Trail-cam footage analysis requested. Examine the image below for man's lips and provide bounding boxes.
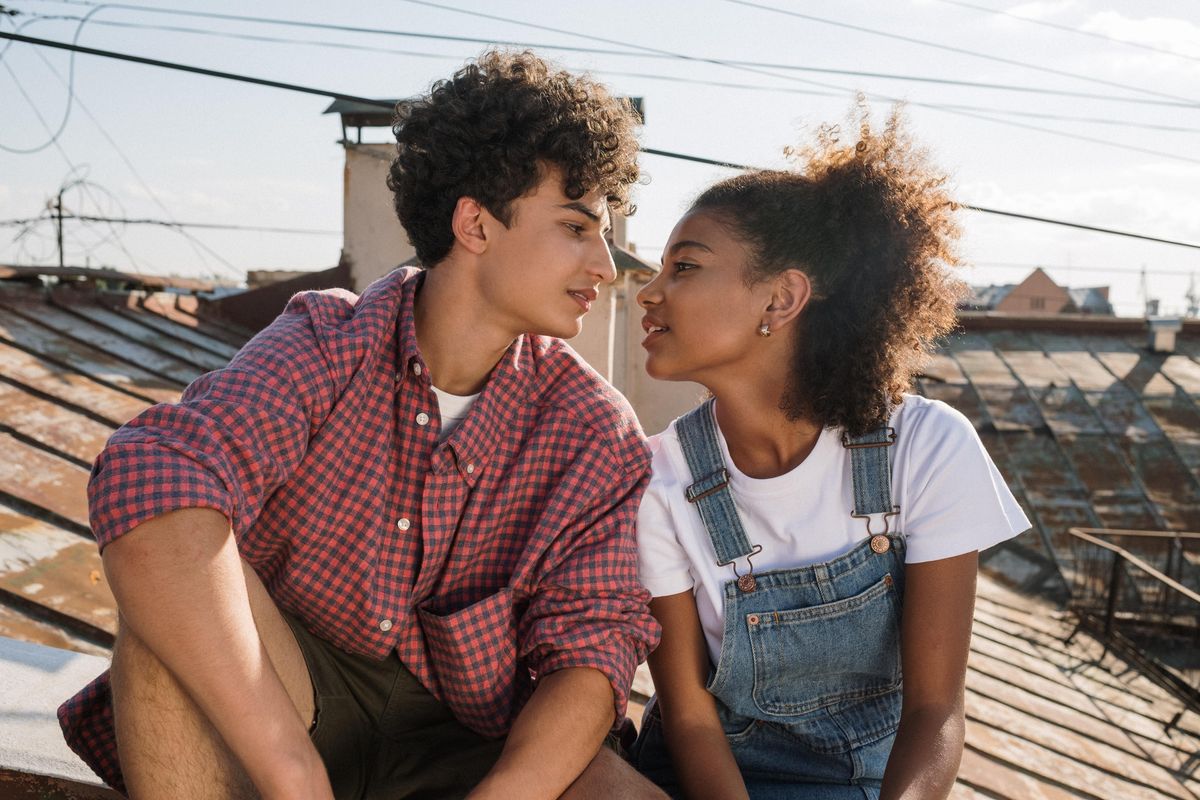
[568,288,598,311]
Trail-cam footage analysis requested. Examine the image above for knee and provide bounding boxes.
[110,622,171,696]
[561,748,669,800]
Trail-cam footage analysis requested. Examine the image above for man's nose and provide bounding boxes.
[593,239,618,285]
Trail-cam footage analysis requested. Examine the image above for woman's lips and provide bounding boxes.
[641,316,669,346]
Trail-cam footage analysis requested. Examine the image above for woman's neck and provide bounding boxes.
[710,385,823,480]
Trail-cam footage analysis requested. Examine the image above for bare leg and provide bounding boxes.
[559,748,669,800]
[111,561,315,800]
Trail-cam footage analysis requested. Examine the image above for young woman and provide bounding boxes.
[629,111,1029,799]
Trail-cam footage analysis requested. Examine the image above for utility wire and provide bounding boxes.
[379,3,1200,164]
[16,4,1199,109]
[6,24,1198,253]
[22,29,233,277]
[0,10,96,153]
[0,31,394,108]
[8,16,1200,166]
[21,13,1199,135]
[0,214,342,235]
[931,0,1200,65]
[723,0,1199,105]
[638,148,1200,252]
[1,56,146,269]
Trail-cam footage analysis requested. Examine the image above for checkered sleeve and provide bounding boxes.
[87,296,343,549]
[519,463,662,727]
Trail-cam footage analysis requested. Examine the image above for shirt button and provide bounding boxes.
[465,463,475,474]
[416,412,430,426]
[413,363,423,376]
[397,518,411,531]
[379,619,393,632]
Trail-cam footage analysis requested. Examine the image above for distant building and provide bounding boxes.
[963,267,1114,315]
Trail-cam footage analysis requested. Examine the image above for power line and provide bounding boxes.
[20,29,236,278]
[380,2,1200,165]
[723,0,1199,105]
[6,22,1198,254]
[1,54,147,270]
[638,148,1200,252]
[18,4,1199,110]
[0,30,394,108]
[8,20,1200,168]
[931,0,1200,65]
[20,13,1199,136]
[0,10,96,153]
[0,214,342,235]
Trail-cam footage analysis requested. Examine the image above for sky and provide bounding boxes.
[1,0,1198,316]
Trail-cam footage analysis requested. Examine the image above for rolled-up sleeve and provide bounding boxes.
[519,462,661,725]
[87,296,340,550]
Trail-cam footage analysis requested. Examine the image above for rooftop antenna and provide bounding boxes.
[1140,265,1160,317]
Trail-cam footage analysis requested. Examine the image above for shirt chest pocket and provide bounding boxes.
[417,587,524,739]
[747,574,902,720]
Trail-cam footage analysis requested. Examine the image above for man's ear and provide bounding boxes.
[450,196,488,256]
[763,268,813,331]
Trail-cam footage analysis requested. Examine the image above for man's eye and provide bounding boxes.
[565,223,584,235]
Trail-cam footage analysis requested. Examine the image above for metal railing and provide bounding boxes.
[1064,528,1200,732]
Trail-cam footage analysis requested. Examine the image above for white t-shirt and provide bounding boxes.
[636,394,1030,665]
[432,385,479,443]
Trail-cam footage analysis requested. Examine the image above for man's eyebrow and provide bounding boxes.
[558,201,602,223]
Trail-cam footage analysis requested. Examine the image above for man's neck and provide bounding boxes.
[413,261,514,396]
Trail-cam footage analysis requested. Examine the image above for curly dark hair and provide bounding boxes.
[692,105,965,436]
[387,50,642,266]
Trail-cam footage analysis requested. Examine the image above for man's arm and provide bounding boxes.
[880,551,978,800]
[467,667,611,800]
[105,508,332,800]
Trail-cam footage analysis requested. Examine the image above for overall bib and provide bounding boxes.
[631,400,906,800]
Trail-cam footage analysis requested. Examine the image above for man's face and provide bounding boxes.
[475,165,617,340]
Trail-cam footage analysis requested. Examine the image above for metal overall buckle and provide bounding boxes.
[851,506,901,554]
[718,545,763,593]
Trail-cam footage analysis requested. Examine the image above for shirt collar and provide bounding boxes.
[393,267,537,486]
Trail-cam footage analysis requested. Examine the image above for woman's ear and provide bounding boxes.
[764,268,813,330]
[450,196,488,256]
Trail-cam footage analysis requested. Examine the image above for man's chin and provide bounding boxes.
[537,319,585,340]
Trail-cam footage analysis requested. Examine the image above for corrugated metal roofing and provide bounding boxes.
[0,279,1197,797]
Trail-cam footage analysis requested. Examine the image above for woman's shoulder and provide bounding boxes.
[891,394,978,444]
[646,422,687,488]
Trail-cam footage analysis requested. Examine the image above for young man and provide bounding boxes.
[59,51,665,800]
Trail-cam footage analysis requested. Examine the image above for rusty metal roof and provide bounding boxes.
[1,283,1198,796]
[925,319,1200,597]
[0,280,242,662]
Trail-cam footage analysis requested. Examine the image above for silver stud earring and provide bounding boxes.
[758,323,771,337]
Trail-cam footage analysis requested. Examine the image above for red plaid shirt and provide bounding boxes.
[58,267,659,792]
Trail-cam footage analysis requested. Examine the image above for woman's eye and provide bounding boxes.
[674,261,698,273]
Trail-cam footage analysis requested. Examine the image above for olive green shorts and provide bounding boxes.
[284,614,505,800]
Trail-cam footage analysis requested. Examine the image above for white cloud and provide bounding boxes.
[1004,1,1080,22]
[1081,11,1200,58]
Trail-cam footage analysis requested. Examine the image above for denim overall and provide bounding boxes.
[632,400,905,800]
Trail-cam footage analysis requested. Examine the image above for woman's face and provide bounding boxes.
[637,209,776,385]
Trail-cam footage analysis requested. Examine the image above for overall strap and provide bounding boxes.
[844,426,900,536]
[675,399,759,565]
